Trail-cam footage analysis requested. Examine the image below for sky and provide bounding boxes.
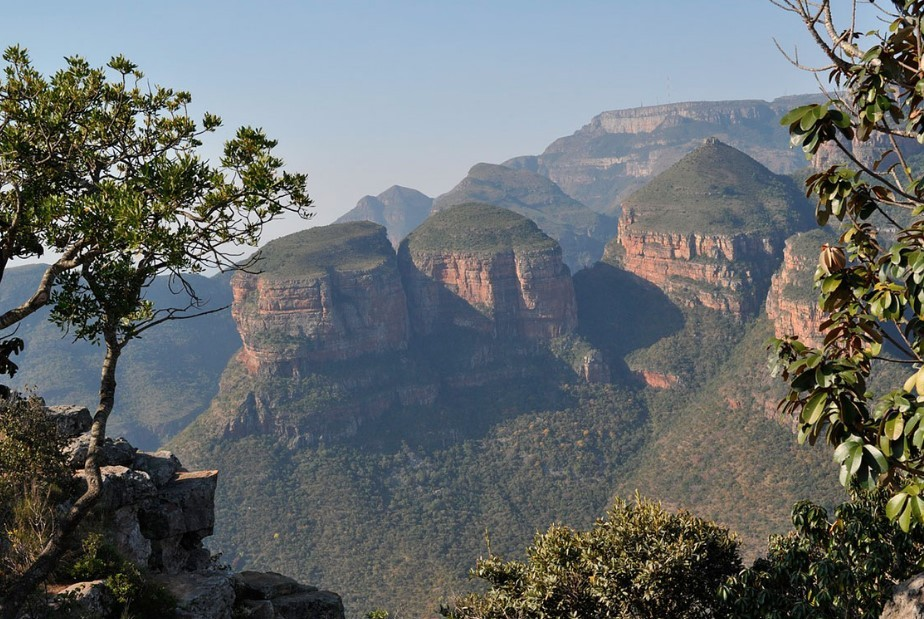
[0,1,836,243]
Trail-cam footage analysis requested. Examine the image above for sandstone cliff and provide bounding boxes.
[765,229,832,346]
[431,163,617,269]
[233,221,410,377]
[607,139,813,317]
[335,185,433,246]
[399,203,577,340]
[504,95,824,212]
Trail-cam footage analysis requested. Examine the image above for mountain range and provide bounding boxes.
[8,96,856,617]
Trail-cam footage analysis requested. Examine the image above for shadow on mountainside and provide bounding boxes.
[574,262,684,380]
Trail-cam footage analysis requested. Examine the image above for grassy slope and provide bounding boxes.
[622,140,812,235]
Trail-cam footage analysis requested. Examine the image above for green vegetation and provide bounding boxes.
[403,203,558,255]
[622,140,812,235]
[779,227,837,303]
[771,0,924,532]
[722,490,924,618]
[440,496,741,619]
[251,221,394,280]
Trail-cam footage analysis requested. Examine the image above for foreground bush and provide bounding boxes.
[440,495,741,619]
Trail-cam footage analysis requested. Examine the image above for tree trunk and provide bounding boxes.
[0,330,121,619]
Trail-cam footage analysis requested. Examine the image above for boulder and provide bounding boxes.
[232,571,312,600]
[882,573,924,618]
[270,589,345,619]
[53,580,113,617]
[155,571,235,619]
[45,405,92,438]
[133,450,183,487]
[66,435,137,469]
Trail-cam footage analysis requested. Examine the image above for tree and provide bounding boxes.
[439,496,741,619]
[767,0,924,531]
[0,47,311,617]
[721,490,924,618]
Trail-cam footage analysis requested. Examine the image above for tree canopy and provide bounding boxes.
[0,46,311,617]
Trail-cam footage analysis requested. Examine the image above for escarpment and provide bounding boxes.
[765,229,832,346]
[399,203,577,340]
[606,139,813,317]
[504,96,823,212]
[233,221,410,377]
[184,210,582,448]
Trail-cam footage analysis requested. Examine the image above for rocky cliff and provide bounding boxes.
[431,163,617,269]
[233,221,410,377]
[607,139,813,317]
[504,95,824,213]
[399,203,577,340]
[43,405,344,619]
[335,185,433,246]
[765,229,832,346]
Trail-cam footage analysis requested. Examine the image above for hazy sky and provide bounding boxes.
[2,1,833,241]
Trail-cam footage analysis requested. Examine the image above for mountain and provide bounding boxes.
[431,163,617,269]
[504,95,824,213]
[0,265,239,449]
[605,139,814,317]
[335,185,433,246]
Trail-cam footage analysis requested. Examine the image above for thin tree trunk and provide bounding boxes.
[0,330,121,619]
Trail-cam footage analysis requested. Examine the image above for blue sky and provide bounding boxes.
[1,1,831,241]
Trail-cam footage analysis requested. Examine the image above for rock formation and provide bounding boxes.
[431,163,617,269]
[335,185,433,246]
[233,221,410,377]
[43,405,344,619]
[504,95,823,212]
[607,139,813,317]
[399,203,577,340]
[765,229,832,346]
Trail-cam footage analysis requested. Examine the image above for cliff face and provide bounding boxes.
[765,230,831,346]
[504,95,823,212]
[613,220,785,316]
[399,203,577,340]
[232,222,410,376]
[607,140,813,317]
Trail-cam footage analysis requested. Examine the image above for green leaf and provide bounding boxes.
[802,392,828,425]
[887,492,909,520]
[884,414,905,440]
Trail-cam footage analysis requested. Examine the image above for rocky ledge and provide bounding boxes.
[44,404,344,619]
[765,230,831,347]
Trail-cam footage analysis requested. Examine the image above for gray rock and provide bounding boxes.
[53,580,113,617]
[155,570,235,619]
[65,435,137,469]
[133,450,182,487]
[882,573,924,618]
[271,590,345,619]
[77,466,157,511]
[45,405,92,438]
[111,505,152,566]
[236,599,275,619]
[233,571,315,600]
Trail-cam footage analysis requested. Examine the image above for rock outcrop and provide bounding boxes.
[233,221,410,377]
[335,185,433,246]
[765,229,832,346]
[504,95,824,212]
[431,163,617,269]
[399,203,577,340]
[46,405,344,619]
[607,139,813,317]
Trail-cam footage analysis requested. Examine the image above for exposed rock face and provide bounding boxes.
[399,203,577,340]
[765,230,831,346]
[608,140,813,317]
[233,222,410,376]
[504,95,824,212]
[335,185,433,246]
[882,573,924,619]
[51,406,344,619]
[431,163,617,269]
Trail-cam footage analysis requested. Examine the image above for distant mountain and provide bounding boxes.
[431,163,617,269]
[504,95,825,213]
[0,265,239,449]
[335,185,433,246]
